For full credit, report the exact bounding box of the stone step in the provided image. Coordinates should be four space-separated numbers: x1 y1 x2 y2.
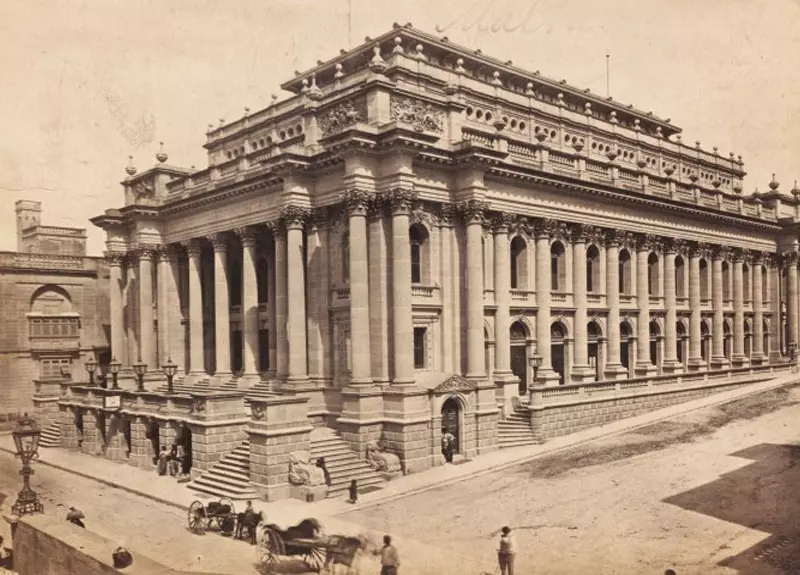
187 481 259 501
308 428 386 496
498 438 538 448
186 440 257 500
39 423 62 448
328 476 385 496
192 470 253 490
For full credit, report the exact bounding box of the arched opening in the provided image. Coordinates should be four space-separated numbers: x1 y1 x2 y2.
341 230 350 283
510 321 528 394
761 266 768 302
744 318 753 359
649 320 660 367
619 249 632 294
701 320 711 364
620 321 633 375
29 286 80 347
587 320 602 381
676 321 687 366
700 259 709 300
675 256 686 298
122 418 132 458
586 245 601 293
510 236 528 290
441 397 461 455
722 262 731 301
179 425 193 475
648 253 660 296
743 263 751 302
551 322 566 385
723 320 732 360
550 241 566 291
146 420 160 466
409 223 429 285
763 319 770 357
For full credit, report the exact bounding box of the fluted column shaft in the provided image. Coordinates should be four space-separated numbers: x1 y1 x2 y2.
108 254 125 364
788 254 799 350
663 250 679 368
307 217 330 385
391 198 414 384
732 255 746 362
465 210 486 379
535 232 554 378
124 256 138 368
688 252 703 366
156 248 170 366
239 229 260 378
711 255 727 365
186 242 205 375
604 239 624 376
274 230 288 379
635 244 652 372
138 249 155 367
753 258 765 359
285 220 308 382
267 241 277 375
210 235 231 376
571 232 590 378
493 221 512 378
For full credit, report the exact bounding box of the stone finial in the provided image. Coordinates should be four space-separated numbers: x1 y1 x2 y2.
676 135 682 145
695 140 701 149
219 118 225 126
713 146 719 155
791 180 800 198
492 71 502 86
584 102 592 116
609 111 618 124
525 82 535 96
557 93 565 107
442 36 450 42
369 45 387 74
656 127 663 139
155 142 168 164
633 119 641 131
125 155 137 176
307 74 323 101
769 173 780 191
415 43 425 60
334 63 344 79
271 94 278 106
393 36 404 54
455 58 465 75
301 78 309 93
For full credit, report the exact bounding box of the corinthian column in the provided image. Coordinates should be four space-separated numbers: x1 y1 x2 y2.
634 235 656 376
273 224 288 380
183 240 205 377
306 209 331 386
461 200 487 380
533 219 560 385
236 227 261 383
787 250 799 352
711 247 729 368
107 251 125 365
138 247 156 368
604 232 627 379
662 241 681 372
732 249 748 366
124 254 138 368
391 189 416 385
570 225 594 382
752 252 766 363
687 244 705 370
281 206 309 387
492 213 514 382
209 233 232 380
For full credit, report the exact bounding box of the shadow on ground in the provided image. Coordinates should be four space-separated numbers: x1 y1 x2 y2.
665 443 800 574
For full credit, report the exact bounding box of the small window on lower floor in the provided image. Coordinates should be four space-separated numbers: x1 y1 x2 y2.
413 327 427 369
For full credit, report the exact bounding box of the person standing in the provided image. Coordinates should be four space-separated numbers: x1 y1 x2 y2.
348 479 358 504
441 428 455 463
497 526 516 575
156 446 169 475
376 534 399 575
168 444 180 477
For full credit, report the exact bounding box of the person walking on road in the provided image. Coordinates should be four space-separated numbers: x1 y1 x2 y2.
375 534 399 575
497 526 516 575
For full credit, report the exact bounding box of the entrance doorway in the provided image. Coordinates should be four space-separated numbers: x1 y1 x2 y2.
509 321 528 393
75 410 84 447
441 398 460 455
123 419 132 458
147 420 160 465
587 321 601 381
179 425 193 475
551 322 566 385
620 321 632 376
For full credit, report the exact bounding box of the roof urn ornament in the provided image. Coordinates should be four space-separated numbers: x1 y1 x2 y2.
307 74 323 101
769 173 780 192
155 142 168 164
392 36 404 55
125 156 137 176
334 63 344 80
664 164 676 177
525 82 535 97
369 45 387 74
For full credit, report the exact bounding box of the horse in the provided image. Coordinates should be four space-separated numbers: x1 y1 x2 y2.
324 534 378 575
235 510 264 544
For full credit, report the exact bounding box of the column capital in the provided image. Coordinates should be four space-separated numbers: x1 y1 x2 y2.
634 233 661 253
234 226 261 247
731 248 749 264
438 203 459 227
181 238 204 258
490 212 515 234
105 250 126 266
386 187 418 217
340 188 373 217
457 199 489 225
665 238 690 256
133 245 157 262
689 241 713 259
765 252 781 268
570 223 603 244
279 204 310 230
533 217 567 240
783 250 800 266
306 206 330 231
156 244 180 263
603 229 621 248
712 245 732 262
207 232 230 252
750 250 768 265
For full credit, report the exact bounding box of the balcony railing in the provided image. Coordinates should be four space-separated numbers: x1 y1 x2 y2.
411 285 438 298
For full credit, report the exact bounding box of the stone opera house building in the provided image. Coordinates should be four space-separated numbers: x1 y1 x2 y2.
46 24 798 501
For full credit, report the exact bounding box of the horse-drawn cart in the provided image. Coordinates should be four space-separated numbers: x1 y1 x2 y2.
256 518 371 574
187 498 237 535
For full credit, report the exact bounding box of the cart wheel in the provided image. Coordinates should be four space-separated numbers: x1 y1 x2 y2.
305 547 327 572
188 501 206 533
257 526 285 567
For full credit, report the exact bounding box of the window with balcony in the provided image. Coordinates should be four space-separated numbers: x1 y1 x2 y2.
28 286 80 346
413 327 427 369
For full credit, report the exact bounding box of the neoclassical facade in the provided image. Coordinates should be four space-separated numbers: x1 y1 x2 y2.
73 25 799 494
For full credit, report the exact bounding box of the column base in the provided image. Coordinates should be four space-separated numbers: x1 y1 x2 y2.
660 359 683 374
686 357 706 371
634 362 657 377
391 377 417 387
603 363 629 380
749 353 768 365
534 369 562 386
210 372 233 387
280 376 313 393
710 356 730 370
236 373 262 390
569 365 596 384
731 354 750 368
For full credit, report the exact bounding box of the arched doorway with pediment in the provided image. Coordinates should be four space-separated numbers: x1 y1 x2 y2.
510 321 529 394
551 321 567 385
441 397 461 456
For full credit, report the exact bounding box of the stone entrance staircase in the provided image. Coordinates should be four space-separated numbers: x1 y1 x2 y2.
497 404 537 448
243 380 280 406
186 440 259 500
310 428 385 497
39 423 62 448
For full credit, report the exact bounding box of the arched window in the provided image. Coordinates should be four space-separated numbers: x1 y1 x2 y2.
743 263 751 302
649 320 660 365
409 224 429 284
675 256 686 298
341 230 350 284
722 261 731 300
586 245 600 293
619 249 632 294
723 320 732 359
763 319 770 356
699 259 709 299
648 253 660 295
701 320 711 361
550 241 565 291
676 320 687 363
762 266 768 302
510 236 528 289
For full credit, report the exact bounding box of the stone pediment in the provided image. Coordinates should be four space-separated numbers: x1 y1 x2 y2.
416 372 477 394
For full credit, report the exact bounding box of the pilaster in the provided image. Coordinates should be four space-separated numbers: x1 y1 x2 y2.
390 188 416 386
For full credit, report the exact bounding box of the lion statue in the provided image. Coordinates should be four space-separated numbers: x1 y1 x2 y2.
288 451 326 486
365 440 401 473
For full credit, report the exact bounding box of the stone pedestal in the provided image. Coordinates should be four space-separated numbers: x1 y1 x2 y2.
31 379 63 436
337 386 385 457
182 392 248 473
246 396 313 502
80 410 98 456
58 405 79 450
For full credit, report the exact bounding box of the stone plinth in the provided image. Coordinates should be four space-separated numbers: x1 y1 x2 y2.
337 386 385 457
31 378 63 432
381 386 431 474
290 484 329 502
246 396 313 502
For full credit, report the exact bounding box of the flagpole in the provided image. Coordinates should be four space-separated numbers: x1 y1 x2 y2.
348 0 352 48
606 54 610 98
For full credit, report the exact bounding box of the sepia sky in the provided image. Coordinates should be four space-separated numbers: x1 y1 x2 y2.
1 0 799 255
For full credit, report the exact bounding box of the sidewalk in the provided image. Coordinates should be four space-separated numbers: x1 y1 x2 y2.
2 371 797 522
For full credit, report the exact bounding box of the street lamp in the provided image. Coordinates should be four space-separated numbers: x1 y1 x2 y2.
162 357 178 394
11 413 44 516
85 356 98 386
529 353 543 386
109 357 122 390
133 358 148 392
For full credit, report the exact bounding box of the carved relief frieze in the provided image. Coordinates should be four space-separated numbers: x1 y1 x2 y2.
318 98 366 137
389 95 445 133
433 374 476 394
131 177 155 200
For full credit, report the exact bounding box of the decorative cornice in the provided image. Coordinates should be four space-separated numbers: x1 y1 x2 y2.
389 95 445 133
279 204 311 229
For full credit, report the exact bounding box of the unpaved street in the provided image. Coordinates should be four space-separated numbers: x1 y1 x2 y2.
342 385 800 575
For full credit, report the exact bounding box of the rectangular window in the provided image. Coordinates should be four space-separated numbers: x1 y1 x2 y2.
40 358 71 379
413 327 427 369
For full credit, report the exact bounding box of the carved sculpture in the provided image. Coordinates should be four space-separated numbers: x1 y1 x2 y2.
288 451 326 486
365 440 401 473
389 96 445 133
319 100 365 136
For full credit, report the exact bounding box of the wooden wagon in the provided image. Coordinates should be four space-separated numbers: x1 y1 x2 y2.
187 497 237 535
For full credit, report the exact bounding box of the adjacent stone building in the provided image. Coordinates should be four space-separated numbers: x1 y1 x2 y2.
69 24 799 499
0 201 110 422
